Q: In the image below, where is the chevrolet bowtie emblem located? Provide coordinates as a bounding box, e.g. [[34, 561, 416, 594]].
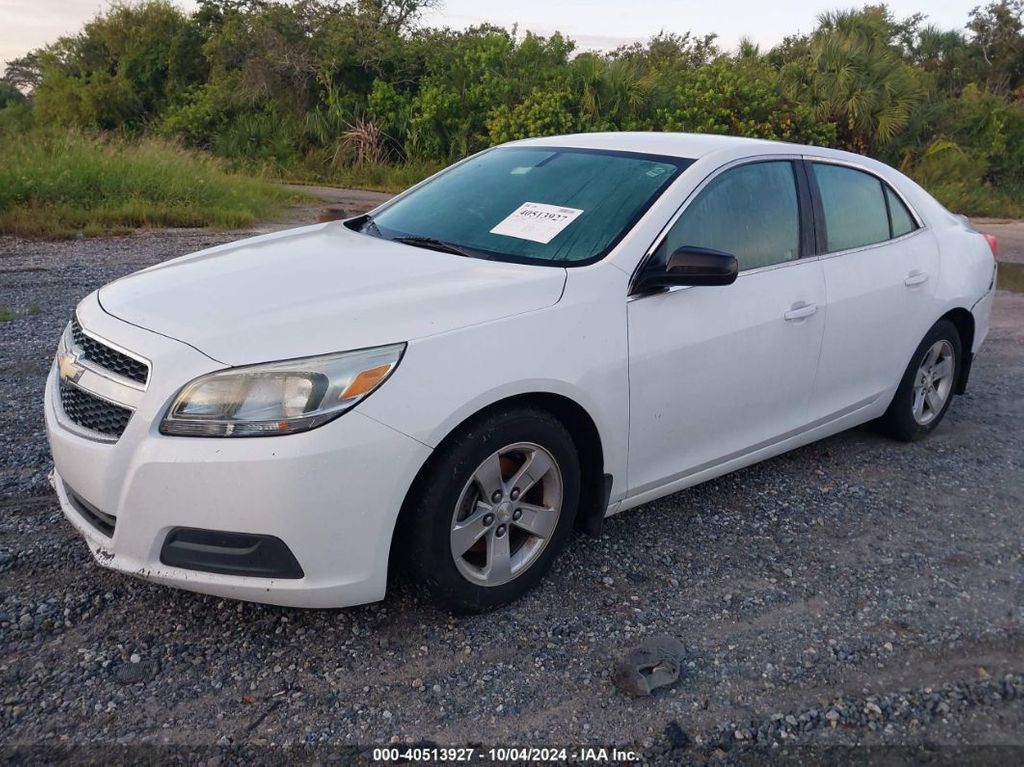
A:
[[58, 350, 85, 385]]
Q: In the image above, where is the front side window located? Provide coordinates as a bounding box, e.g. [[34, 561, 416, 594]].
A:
[[655, 161, 801, 272], [366, 147, 691, 265], [812, 163, 891, 253]]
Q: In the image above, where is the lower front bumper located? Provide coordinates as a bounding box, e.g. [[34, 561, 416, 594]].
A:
[[159, 527, 305, 579], [47, 373, 432, 608]]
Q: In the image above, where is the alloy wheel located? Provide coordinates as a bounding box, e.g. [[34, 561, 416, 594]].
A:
[[449, 442, 563, 587], [912, 339, 955, 425]]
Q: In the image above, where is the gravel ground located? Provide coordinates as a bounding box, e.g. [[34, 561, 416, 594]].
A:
[[0, 207, 1022, 763]]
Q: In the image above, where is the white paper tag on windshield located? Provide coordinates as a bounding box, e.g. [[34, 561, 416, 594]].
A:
[[490, 202, 584, 244]]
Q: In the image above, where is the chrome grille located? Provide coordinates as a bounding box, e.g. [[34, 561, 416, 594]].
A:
[[59, 381, 133, 438], [71, 317, 149, 384]]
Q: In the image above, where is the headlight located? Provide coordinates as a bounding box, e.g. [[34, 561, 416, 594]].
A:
[[160, 344, 405, 437]]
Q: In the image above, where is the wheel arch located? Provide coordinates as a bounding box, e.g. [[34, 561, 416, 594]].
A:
[[939, 307, 974, 394], [388, 392, 610, 576]]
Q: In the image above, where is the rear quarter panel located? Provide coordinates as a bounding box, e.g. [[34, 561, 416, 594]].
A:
[[931, 219, 998, 352], [875, 161, 997, 353]]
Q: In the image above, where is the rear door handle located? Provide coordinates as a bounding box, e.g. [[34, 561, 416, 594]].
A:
[[904, 271, 929, 287], [784, 302, 817, 321]]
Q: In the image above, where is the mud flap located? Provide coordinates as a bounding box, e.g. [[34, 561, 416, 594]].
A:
[[576, 473, 613, 538], [955, 351, 974, 395]]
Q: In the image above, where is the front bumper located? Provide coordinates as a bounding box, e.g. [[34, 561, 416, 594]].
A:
[[45, 294, 431, 608]]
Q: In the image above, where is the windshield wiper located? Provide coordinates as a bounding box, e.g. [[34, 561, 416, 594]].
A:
[[392, 236, 480, 259]]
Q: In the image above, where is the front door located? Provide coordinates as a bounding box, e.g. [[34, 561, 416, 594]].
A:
[[626, 160, 826, 497]]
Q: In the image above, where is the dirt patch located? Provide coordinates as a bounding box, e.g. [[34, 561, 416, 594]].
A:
[[278, 184, 392, 226]]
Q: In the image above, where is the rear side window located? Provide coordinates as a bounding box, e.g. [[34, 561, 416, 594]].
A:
[[657, 161, 801, 272], [885, 186, 917, 238], [812, 164, 890, 252]]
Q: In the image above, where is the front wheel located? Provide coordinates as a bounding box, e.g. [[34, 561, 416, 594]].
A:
[[402, 407, 580, 613], [878, 319, 962, 442]]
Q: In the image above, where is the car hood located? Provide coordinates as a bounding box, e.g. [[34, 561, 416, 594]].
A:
[[98, 222, 567, 365]]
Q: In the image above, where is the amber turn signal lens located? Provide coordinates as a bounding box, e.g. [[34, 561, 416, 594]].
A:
[[340, 364, 393, 401]]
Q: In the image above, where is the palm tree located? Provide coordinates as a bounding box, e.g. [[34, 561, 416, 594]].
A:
[[737, 37, 761, 61], [784, 8, 924, 153], [570, 54, 652, 129]]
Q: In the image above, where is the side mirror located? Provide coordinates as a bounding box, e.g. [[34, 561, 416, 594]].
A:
[[634, 246, 739, 292]]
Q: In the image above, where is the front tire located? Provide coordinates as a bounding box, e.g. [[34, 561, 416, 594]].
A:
[[878, 319, 961, 442], [403, 407, 580, 613]]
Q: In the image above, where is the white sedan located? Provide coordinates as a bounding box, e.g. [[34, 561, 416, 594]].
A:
[[45, 132, 998, 612]]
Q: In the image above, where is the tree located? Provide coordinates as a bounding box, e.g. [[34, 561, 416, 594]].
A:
[[32, 1, 208, 130], [967, 0, 1024, 94], [355, 0, 441, 34], [783, 7, 926, 153], [908, 26, 972, 94], [1, 52, 43, 94], [0, 82, 27, 108]]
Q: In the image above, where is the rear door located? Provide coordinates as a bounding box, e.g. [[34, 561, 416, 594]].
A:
[[626, 159, 827, 497], [806, 160, 939, 421]]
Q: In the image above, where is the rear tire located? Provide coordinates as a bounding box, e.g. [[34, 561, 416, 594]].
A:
[[878, 319, 961, 442], [403, 407, 580, 613]]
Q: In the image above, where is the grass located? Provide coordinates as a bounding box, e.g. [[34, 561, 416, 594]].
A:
[[0, 305, 43, 321], [998, 262, 1024, 293], [0, 132, 299, 238]]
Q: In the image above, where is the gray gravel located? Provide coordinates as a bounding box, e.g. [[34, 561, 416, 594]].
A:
[[1, 219, 1022, 761]]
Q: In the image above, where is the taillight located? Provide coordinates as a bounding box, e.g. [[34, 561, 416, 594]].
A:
[[983, 233, 998, 259]]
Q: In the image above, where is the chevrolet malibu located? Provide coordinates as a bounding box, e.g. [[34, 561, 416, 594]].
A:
[[45, 132, 998, 612]]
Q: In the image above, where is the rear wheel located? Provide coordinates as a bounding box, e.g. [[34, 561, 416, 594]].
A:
[[878, 319, 961, 442], [403, 407, 580, 613]]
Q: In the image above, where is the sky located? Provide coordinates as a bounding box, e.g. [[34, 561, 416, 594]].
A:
[[0, 0, 986, 70]]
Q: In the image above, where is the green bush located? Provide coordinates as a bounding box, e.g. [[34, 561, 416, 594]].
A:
[[0, 82, 25, 108], [487, 89, 578, 144], [658, 59, 837, 145], [931, 86, 1024, 187], [904, 139, 1024, 216]]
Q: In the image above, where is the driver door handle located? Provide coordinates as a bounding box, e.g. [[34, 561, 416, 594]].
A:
[[904, 270, 929, 287], [784, 302, 818, 321]]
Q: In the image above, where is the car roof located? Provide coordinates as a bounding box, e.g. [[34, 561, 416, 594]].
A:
[[507, 131, 916, 190], [507, 131, 894, 169], [508, 131, 785, 159]]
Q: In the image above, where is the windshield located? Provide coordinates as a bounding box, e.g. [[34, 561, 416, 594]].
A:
[[362, 147, 692, 265]]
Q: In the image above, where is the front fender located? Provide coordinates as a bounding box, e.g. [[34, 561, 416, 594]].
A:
[[358, 263, 631, 504]]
